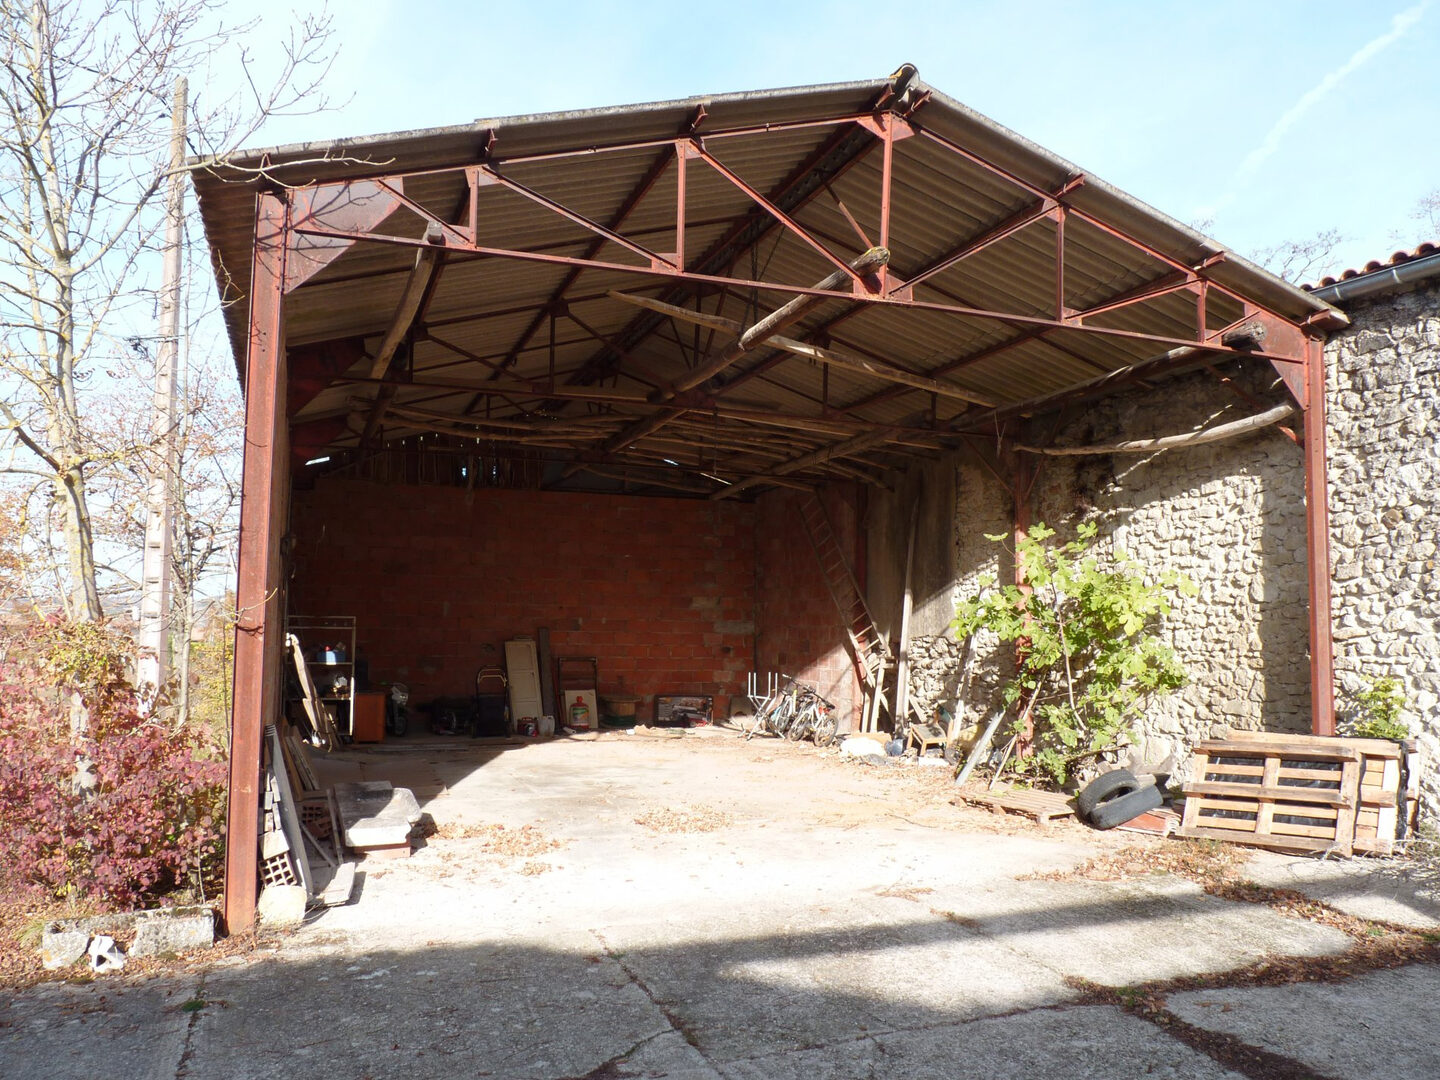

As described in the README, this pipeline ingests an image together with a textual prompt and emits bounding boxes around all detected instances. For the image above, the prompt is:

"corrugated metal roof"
[192,70,1340,495]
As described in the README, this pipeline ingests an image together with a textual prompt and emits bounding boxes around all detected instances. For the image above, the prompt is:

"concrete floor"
[2,729,1438,1079]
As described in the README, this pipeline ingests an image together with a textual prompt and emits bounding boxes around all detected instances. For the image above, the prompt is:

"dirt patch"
[633,805,733,834]
[433,823,565,857]
[518,861,552,876]
[1024,838,1245,887]
[875,885,935,902]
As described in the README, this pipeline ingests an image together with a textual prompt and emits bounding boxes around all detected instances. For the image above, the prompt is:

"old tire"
[1076,769,1139,817]
[1087,782,1163,830]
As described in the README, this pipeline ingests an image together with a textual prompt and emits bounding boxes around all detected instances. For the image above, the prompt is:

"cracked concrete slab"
[1243,850,1440,929]
[2,733,1435,1078]
[1167,963,1440,1080]
[717,1005,1248,1080]
[943,875,1353,986]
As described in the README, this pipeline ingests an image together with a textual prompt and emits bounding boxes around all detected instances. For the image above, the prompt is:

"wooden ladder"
[799,493,890,730]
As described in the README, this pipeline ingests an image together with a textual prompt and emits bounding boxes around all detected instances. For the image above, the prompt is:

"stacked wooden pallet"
[1177,730,1419,856]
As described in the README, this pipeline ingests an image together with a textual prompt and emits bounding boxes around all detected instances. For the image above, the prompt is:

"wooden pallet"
[957,787,1077,825]
[1222,730,1413,855]
[1178,736,1360,855]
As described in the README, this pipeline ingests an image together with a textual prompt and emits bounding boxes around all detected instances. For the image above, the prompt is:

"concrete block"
[334,781,422,850]
[840,736,886,758]
[131,906,215,957]
[40,927,89,970]
[257,885,308,928]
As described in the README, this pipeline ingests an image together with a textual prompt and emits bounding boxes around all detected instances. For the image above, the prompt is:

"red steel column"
[224,192,289,932]
[1303,334,1336,735]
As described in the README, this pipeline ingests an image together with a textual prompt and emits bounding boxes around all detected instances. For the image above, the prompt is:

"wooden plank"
[1180,750,1211,835]
[1195,739,1359,762]
[1185,781,1351,807]
[957,787,1077,825]
[1223,729,1401,759]
[1333,757,1359,851]
[1175,825,1344,854]
[1254,755,1280,836]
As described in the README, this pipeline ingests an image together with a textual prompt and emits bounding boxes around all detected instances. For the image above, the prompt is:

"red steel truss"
[222,89,1340,930]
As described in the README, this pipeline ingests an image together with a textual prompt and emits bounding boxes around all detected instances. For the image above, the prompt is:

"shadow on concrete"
[1,901,1319,1080]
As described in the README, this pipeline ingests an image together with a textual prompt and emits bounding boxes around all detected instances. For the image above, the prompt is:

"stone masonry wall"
[896,362,1312,780]
[900,456,1011,737]
[1031,363,1312,777]
[1325,278,1440,826]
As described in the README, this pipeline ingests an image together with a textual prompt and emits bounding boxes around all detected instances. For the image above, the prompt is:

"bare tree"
[89,328,242,716]
[0,0,335,622]
[1253,228,1345,284]
[1410,188,1440,239]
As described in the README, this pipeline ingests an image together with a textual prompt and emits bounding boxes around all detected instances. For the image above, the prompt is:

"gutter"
[1308,250,1440,304]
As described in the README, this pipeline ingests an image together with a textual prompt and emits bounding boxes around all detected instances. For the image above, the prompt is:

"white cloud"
[1210,3,1428,216]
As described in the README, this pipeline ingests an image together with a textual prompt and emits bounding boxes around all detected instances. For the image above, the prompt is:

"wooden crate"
[1178,738,1360,854]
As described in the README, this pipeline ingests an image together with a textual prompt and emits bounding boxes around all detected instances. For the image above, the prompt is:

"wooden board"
[1222,728,1401,759]
[957,787,1077,825]
[264,725,314,897]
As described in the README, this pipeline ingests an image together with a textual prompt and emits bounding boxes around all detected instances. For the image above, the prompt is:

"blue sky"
[227,0,1439,280]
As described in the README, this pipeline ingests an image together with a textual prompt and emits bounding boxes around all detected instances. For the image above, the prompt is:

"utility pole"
[137,76,187,700]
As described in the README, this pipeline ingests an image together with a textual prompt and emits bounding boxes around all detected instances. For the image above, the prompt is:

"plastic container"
[568,695,592,731]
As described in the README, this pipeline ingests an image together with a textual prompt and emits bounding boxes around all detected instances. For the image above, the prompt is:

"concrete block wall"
[289,478,757,718]
[753,485,864,730]
[1324,278,1440,824]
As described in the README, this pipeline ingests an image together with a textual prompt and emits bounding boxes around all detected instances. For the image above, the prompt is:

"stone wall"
[884,361,1312,779]
[875,456,1011,738]
[1324,278,1440,825]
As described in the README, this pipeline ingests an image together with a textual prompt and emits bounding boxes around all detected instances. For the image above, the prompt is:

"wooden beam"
[712,428,896,500]
[1016,402,1296,456]
[655,245,889,401]
[611,290,993,406]
[369,240,445,380]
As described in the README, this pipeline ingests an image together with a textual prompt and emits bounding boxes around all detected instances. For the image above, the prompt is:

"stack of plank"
[261,723,356,907]
[1177,730,1420,856]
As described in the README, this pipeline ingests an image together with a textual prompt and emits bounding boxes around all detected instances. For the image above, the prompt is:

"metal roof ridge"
[186,75,891,172]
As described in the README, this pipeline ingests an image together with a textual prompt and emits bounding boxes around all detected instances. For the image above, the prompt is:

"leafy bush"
[953,522,1193,786]
[0,622,226,907]
[1345,676,1408,741]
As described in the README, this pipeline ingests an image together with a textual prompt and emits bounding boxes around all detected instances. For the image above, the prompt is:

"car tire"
[1086,782,1164,830]
[1076,769,1139,817]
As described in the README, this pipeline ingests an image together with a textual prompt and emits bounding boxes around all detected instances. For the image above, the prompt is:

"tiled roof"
[1305,242,1439,290]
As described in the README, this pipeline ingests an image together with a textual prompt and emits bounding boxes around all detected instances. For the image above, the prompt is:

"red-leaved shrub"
[0,622,226,907]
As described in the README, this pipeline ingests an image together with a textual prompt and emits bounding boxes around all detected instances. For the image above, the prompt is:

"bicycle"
[746,676,837,747]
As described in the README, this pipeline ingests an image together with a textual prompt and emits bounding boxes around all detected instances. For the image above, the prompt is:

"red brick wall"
[289,478,756,718]
[754,484,865,730]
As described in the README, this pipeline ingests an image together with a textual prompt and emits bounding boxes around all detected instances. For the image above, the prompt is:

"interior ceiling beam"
[610,289,993,407]
[712,427,896,500]
[559,89,898,390]
[555,248,889,479]
[480,133,684,387]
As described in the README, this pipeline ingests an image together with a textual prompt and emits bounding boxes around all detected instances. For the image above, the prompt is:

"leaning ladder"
[799,493,891,732]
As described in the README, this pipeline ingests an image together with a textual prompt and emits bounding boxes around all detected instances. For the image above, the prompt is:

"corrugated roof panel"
[196,72,1343,491]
